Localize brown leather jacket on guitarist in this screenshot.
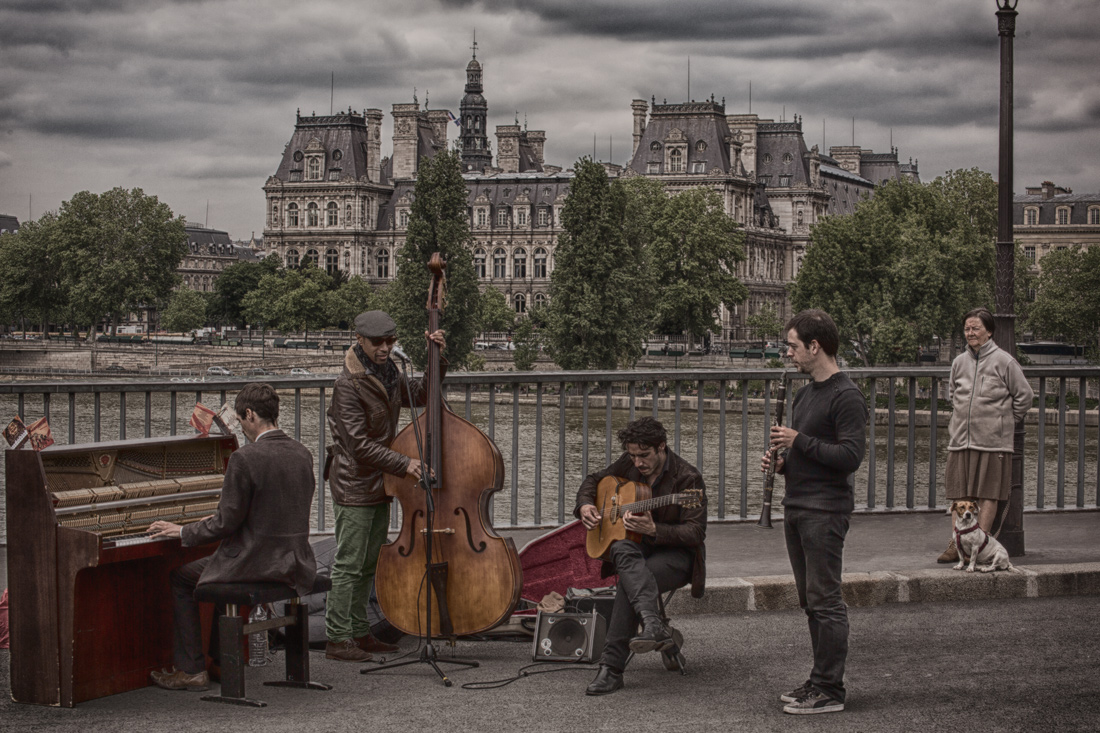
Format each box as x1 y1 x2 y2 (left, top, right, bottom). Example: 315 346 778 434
574 449 707 598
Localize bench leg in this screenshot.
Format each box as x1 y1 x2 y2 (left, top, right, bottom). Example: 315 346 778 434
265 601 331 692
202 606 267 707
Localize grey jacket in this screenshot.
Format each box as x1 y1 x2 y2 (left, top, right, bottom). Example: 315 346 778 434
182 429 318 597
947 340 1033 453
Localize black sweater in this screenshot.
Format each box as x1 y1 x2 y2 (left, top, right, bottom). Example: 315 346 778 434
780 372 868 514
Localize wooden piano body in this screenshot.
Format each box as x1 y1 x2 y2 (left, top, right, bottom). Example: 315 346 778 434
5 434 238 707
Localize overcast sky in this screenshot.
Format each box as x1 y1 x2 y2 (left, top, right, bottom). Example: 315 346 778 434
1 0 1097 239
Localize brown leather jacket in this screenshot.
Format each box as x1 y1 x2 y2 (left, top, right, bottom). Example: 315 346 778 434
326 347 441 506
574 449 707 598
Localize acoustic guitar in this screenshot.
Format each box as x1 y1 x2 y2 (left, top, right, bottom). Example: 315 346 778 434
585 475 704 559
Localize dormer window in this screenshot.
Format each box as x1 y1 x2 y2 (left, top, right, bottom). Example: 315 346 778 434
1089 206 1100 225
307 157 322 180
516 207 528 226
497 207 509 228
691 162 705 174
399 210 409 228
1024 207 1038 225
1056 207 1070 225
669 149 683 173
650 141 661 151
695 140 707 153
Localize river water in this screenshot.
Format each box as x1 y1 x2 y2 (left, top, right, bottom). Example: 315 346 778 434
1 389 1096 543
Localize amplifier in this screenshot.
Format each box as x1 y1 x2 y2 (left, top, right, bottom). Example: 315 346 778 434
531 609 606 663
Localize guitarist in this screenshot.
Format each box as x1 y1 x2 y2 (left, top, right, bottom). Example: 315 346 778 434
575 417 706 696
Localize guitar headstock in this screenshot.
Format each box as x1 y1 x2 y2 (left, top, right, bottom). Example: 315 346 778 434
679 488 703 509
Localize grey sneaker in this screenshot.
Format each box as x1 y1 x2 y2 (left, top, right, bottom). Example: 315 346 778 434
783 690 844 715
779 681 813 703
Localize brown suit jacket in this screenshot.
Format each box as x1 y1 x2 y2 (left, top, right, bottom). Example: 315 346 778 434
181 429 318 597
575 449 707 598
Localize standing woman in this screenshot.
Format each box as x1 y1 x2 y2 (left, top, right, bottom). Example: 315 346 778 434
938 307 1034 563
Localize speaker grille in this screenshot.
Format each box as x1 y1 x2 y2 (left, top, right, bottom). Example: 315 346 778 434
541 616 589 657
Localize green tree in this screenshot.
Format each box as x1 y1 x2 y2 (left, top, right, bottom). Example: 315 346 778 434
512 316 541 371
1027 245 1100 356
745 303 784 348
791 170 997 365
327 276 380 330
545 158 653 369
478 287 515 333
209 254 280 327
54 188 187 337
241 262 330 337
0 214 68 336
385 149 480 369
161 288 207 333
649 186 747 344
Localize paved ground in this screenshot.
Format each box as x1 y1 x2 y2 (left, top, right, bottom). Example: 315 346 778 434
2 510 1098 730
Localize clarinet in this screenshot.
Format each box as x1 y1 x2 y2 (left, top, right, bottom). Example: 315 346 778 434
757 375 789 529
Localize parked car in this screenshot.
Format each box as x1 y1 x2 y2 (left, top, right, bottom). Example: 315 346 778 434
206 366 233 376
103 364 129 373
246 367 274 376
289 367 312 376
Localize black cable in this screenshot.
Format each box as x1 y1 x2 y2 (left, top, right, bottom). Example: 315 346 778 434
461 662 599 690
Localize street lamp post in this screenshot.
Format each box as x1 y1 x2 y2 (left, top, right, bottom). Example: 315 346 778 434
994 0 1025 557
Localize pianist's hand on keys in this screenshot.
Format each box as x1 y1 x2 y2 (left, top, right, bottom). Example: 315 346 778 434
149 520 183 539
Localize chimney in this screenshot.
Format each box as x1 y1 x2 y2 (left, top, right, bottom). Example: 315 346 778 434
829 145 863 176
525 130 546 167
427 109 451 149
365 108 383 183
391 103 420 180
1042 181 1055 200
631 99 648 158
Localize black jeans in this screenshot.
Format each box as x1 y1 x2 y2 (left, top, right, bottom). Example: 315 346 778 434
601 540 694 673
170 556 221 674
783 507 850 703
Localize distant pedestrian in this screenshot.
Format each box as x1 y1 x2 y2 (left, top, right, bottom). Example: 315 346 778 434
762 309 868 715
937 307 1033 564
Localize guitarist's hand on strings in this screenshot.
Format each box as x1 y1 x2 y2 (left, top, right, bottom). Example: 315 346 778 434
579 504 602 530
623 510 657 538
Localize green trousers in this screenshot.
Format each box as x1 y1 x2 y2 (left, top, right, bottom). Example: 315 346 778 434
325 502 391 642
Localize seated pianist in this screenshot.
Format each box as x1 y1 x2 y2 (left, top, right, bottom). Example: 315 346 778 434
147 383 318 692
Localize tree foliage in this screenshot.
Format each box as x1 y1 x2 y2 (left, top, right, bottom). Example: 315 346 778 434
545 159 654 369
745 302 784 347
1027 245 1100 355
54 188 187 336
208 254 281 327
649 187 747 341
512 315 541 371
385 149 480 369
0 214 68 334
791 169 997 365
241 262 330 335
161 288 207 333
478 286 515 333
327 276 381 330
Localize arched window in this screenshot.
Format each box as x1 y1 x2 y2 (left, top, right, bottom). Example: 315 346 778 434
534 293 547 308
271 203 279 226
307 157 321 180
325 248 339 275
474 248 487 278
493 248 507 279
513 248 527 279
399 210 409 228
326 202 338 226
286 249 300 268
669 148 683 172
533 248 548 278
307 202 319 227
497 207 509 228
287 203 299 227
513 293 526 314
305 248 320 267
376 249 390 279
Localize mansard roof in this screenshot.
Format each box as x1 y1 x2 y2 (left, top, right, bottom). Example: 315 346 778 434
627 100 733 175
272 111 372 182
755 121 811 187
0 214 19 234
1014 188 1100 225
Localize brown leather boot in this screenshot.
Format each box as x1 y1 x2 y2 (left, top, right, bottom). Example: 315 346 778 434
150 667 210 691
937 540 958 563
355 634 400 654
325 639 372 662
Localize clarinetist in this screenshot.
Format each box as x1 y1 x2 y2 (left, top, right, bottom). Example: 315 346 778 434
760 309 868 716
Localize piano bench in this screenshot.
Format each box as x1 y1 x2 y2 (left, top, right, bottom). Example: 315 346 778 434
194 577 333 707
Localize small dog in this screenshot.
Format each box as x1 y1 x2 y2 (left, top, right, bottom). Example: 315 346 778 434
950 500 1015 573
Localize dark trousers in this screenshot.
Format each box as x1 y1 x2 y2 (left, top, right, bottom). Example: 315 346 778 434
601 540 693 673
784 507 850 703
170 556 221 674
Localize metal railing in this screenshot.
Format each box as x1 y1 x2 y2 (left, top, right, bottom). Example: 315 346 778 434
1 367 1097 537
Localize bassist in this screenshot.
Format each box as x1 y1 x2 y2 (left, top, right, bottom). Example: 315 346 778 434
575 417 706 696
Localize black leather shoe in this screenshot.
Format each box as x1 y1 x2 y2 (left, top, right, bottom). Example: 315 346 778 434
629 617 673 654
585 665 624 696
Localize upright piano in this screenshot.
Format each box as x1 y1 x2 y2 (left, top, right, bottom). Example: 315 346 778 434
5 434 238 707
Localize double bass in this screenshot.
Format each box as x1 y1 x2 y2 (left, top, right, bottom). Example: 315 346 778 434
375 254 523 638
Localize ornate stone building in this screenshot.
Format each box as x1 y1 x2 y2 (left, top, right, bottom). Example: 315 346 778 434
262 52 920 342
1014 181 1100 275
179 224 260 292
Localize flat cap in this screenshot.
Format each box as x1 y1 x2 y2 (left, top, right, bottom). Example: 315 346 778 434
353 310 397 339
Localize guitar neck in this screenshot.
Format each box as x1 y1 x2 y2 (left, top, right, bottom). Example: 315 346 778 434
621 493 689 514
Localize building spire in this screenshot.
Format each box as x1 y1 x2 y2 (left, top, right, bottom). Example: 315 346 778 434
471 30 478 60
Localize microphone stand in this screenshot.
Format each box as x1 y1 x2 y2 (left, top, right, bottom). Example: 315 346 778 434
361 351 478 686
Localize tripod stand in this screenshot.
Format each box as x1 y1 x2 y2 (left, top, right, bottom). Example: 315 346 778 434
361 352 478 687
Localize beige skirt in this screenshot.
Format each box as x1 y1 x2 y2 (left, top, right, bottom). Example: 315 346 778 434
945 449 1012 501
